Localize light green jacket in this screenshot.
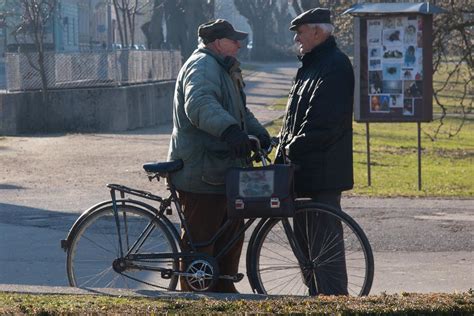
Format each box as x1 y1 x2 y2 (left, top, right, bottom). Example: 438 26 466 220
167 48 268 194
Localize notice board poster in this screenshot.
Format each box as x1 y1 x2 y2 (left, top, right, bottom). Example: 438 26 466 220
355 15 433 122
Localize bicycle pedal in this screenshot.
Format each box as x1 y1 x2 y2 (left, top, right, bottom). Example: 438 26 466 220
161 269 173 279
233 273 244 283
219 273 244 283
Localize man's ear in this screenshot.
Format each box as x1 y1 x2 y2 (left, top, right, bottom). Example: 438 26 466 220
312 26 319 37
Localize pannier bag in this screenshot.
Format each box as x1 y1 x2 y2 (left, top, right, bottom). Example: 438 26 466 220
226 164 295 218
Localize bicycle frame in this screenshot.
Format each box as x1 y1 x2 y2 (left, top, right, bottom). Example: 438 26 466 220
62 136 327 291
106 181 261 271
102 137 299 274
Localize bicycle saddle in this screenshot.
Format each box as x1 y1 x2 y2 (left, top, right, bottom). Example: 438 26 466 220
143 159 183 174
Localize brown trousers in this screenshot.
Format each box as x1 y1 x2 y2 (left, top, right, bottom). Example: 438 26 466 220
178 190 244 293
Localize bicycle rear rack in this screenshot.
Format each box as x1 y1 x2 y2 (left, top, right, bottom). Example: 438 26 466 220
107 183 164 202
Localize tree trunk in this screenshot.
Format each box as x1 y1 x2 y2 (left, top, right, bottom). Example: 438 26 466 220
121 0 129 47
163 0 213 60
113 0 125 45
143 1 165 49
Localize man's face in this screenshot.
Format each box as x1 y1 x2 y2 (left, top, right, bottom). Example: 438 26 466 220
216 38 241 57
294 24 319 54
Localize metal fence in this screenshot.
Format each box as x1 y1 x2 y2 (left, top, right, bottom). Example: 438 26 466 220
5 50 182 91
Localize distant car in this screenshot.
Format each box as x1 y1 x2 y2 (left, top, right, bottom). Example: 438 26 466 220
111 43 122 50
138 44 146 50
247 40 253 50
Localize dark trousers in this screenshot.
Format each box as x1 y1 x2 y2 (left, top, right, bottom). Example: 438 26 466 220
178 191 244 293
294 190 348 295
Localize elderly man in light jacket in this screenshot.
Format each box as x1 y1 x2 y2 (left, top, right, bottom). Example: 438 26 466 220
167 19 269 293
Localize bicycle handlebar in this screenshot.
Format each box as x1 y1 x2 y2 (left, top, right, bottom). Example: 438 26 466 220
248 135 280 166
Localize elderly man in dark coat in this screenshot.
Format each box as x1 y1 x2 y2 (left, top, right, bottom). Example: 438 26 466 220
276 8 355 295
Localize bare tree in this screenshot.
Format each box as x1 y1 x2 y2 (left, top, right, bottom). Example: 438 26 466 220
112 0 152 47
234 0 295 61
429 0 473 139
141 0 164 49
143 0 214 60
291 0 322 14
234 0 274 61
12 0 58 103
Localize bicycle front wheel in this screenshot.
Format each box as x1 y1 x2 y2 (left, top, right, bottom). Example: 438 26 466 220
248 202 373 296
66 204 179 290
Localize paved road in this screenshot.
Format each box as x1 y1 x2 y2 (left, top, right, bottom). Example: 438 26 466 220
0 62 472 296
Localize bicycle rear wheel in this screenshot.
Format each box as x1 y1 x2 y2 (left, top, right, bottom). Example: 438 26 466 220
66 204 179 290
248 202 373 296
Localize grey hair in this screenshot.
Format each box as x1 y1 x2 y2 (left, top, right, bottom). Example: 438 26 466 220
198 37 206 48
307 23 334 35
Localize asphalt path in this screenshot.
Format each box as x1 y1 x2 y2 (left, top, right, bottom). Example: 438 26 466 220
0 62 472 297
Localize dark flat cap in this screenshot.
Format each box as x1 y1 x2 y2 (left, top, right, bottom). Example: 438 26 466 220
290 8 332 30
198 19 248 44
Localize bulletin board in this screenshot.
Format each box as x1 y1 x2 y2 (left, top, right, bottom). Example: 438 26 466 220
354 14 434 122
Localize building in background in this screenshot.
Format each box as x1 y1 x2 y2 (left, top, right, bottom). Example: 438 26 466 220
0 0 152 54
0 0 153 87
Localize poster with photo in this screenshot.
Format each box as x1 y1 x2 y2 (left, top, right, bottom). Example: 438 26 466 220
383 28 404 47
370 95 390 113
369 71 383 94
403 45 416 66
369 47 381 58
417 32 423 48
414 98 422 113
404 18 418 44
404 80 423 98
369 59 382 70
403 98 414 116
384 17 404 29
417 16 423 31
402 68 415 80
367 19 383 45
383 63 401 80
382 80 402 94
382 46 404 61
389 94 403 108
415 48 423 69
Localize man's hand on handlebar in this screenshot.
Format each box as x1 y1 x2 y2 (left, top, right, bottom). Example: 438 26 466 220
248 135 277 165
221 125 252 159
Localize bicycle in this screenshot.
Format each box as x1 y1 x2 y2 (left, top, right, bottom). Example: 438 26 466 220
61 136 374 296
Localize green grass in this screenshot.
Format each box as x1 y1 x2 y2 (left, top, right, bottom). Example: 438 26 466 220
432 62 472 113
352 117 473 197
269 97 288 111
265 117 473 198
0 292 472 315
241 63 260 73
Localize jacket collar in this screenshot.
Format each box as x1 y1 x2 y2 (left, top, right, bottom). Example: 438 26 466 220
197 47 239 73
299 36 337 65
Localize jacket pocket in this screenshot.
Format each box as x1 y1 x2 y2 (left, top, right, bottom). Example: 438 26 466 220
169 134 198 162
201 149 233 186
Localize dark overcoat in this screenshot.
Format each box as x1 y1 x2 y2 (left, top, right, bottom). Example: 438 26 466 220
276 36 354 192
